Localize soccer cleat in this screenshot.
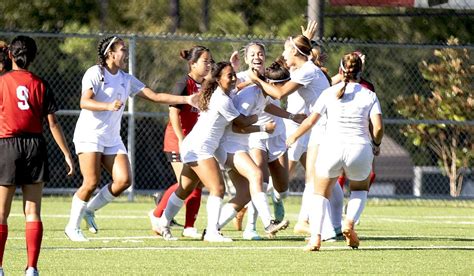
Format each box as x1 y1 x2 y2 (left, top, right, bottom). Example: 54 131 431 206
303 235 321 252
233 206 247 231
242 229 262 240
264 219 289 235
342 228 359 249
155 226 178 241
25 267 39 276
84 209 98 234
293 220 310 235
64 226 88 242
204 231 233 242
182 227 201 239
272 198 285 222
148 209 161 233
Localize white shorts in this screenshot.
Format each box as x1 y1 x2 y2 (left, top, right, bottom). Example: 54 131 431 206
74 141 127 155
315 143 373 181
181 142 216 164
284 120 309 161
266 134 287 162
213 141 249 169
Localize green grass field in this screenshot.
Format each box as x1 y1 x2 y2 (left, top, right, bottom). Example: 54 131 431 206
3 195 474 275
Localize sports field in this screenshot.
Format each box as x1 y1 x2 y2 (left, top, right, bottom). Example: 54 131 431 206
4 195 473 275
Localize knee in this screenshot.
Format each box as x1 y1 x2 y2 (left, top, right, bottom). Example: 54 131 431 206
249 169 263 185
210 184 225 197
113 176 131 190
24 205 40 221
81 177 100 193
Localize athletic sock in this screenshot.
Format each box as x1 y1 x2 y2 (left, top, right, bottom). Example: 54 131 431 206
25 221 43 269
0 224 7 266
330 183 344 230
153 183 179 218
184 187 202 228
217 203 237 229
86 184 116 212
159 192 184 227
309 194 328 237
66 194 87 229
297 184 313 222
244 203 258 231
206 195 222 233
251 192 272 228
346 191 368 223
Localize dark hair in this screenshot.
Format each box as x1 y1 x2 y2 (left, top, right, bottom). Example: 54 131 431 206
0 41 12 73
199 61 232 111
287 35 312 57
9 36 37 69
265 61 290 83
97 36 123 67
243 41 266 57
180 45 210 71
310 47 331 85
336 53 363 100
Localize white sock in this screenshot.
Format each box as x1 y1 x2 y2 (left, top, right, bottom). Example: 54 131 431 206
309 194 329 238
251 192 272 228
206 195 222 234
159 192 184 227
217 203 237 229
346 191 368 223
297 184 313 222
330 184 344 230
244 202 258 231
67 194 87 229
321 202 335 238
86 184 116 212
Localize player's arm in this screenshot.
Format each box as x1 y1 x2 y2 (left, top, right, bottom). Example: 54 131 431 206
80 88 123 111
286 112 321 147
137 87 198 108
169 107 185 143
46 113 74 176
248 70 302 100
264 103 307 124
370 114 384 156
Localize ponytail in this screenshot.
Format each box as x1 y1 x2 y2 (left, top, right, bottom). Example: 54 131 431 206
336 53 363 100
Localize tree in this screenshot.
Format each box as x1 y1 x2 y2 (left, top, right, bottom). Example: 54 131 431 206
394 37 473 197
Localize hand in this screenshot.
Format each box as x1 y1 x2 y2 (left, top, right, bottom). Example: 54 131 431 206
108 100 123 111
301 20 318 39
186 93 200 110
264 121 276 134
247 68 262 83
286 135 297 148
230 51 240 71
64 155 75 177
292 113 307 124
372 144 381 156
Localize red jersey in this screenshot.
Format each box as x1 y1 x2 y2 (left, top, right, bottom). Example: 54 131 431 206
360 78 375 92
163 75 200 152
0 70 57 138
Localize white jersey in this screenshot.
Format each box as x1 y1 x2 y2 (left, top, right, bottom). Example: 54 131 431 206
181 87 240 162
73 65 145 146
313 82 382 145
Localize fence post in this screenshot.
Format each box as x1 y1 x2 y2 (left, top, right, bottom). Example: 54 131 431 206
127 35 137 202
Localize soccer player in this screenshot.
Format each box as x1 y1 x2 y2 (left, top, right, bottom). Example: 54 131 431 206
0 35 75 276
148 46 212 239
0 41 12 74
64 36 198 241
286 52 384 251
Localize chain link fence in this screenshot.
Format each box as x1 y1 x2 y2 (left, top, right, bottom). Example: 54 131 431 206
1 32 472 202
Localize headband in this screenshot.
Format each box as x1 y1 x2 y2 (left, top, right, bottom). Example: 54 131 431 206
339 59 347 72
103 37 117 55
290 37 309 57
267 77 290 83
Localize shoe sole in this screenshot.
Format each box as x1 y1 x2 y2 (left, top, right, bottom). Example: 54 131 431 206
64 230 88 242
266 220 290 235
342 228 359 249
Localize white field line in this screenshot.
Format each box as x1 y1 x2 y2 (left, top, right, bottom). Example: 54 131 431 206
39 245 474 252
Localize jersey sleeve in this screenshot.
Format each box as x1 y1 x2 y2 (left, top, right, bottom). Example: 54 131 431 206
42 80 58 115
312 88 329 115
369 94 382 116
169 76 188 109
128 74 146 97
233 88 256 116
81 66 102 95
218 95 241 122
290 64 314 88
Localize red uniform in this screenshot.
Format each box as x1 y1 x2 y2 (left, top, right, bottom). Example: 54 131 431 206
0 70 57 138
163 75 200 153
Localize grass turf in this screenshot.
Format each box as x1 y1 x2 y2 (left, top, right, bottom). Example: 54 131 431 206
3 195 474 275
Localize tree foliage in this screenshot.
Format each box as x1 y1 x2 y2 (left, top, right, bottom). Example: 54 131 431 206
394 37 473 197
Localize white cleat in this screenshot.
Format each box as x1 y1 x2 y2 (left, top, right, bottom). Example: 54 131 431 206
203 231 233 242
25 267 39 276
64 226 88 242
148 209 161 233
242 229 262 240
182 227 201 239
83 210 98 234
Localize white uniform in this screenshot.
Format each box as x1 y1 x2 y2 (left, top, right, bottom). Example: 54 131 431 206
313 82 382 181
236 71 287 162
286 61 330 160
181 87 240 164
73 65 145 154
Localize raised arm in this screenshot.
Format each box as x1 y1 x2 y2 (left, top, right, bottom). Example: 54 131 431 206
80 88 123 111
137 87 199 108
264 103 307 124
301 20 318 40
286 111 321 147
46 113 75 176
249 70 301 100
369 114 384 156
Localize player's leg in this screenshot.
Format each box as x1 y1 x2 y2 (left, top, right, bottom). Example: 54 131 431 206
22 183 44 273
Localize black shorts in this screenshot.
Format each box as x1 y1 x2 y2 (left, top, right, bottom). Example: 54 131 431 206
164 151 182 163
0 136 49 186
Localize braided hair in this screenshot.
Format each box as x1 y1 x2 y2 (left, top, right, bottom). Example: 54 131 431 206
96 36 123 81
199 61 232 111
336 53 363 100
